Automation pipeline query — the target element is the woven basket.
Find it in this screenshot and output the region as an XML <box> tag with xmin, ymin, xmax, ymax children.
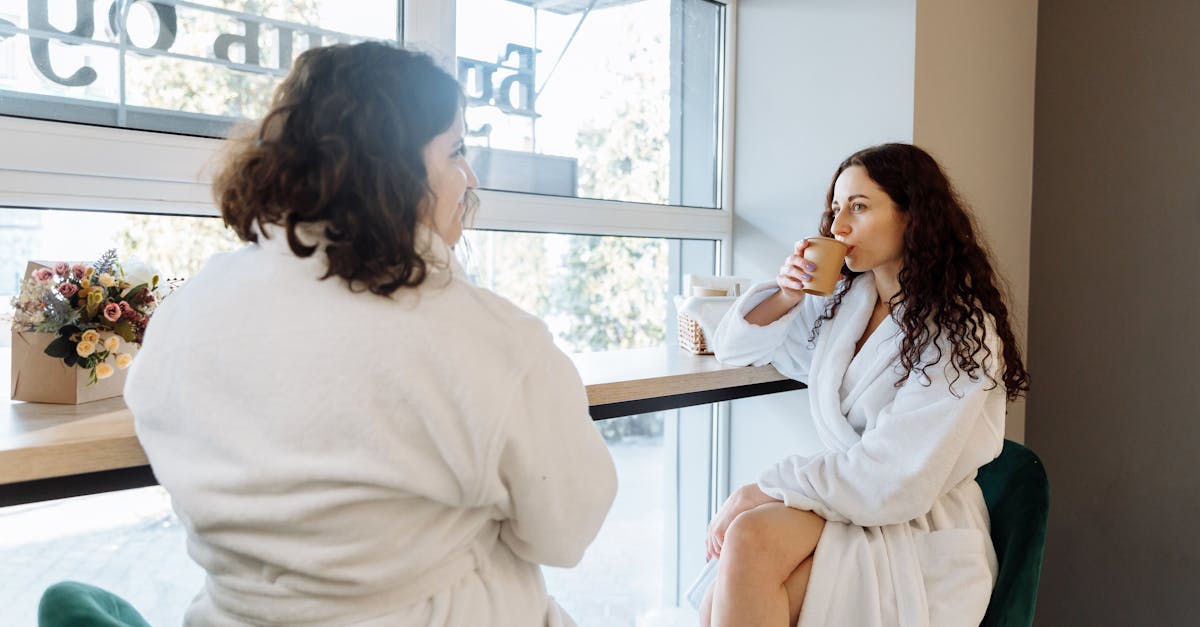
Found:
<box><xmin>677</xmin><ymin>312</ymin><xmax>710</xmax><ymax>355</ymax></box>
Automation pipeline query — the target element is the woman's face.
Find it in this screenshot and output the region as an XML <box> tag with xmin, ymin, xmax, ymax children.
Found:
<box><xmin>828</xmin><ymin>165</ymin><xmax>907</xmax><ymax>276</ymax></box>
<box><xmin>422</xmin><ymin>112</ymin><xmax>478</xmax><ymax>247</ymax></box>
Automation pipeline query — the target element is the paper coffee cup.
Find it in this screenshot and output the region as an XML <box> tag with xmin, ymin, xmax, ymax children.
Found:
<box><xmin>801</xmin><ymin>236</ymin><xmax>848</xmax><ymax>296</ymax></box>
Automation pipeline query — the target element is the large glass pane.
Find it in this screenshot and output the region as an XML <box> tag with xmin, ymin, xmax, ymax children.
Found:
<box><xmin>1</xmin><ymin>207</ymin><xmax>241</xmax><ymax>347</ymax></box>
<box><xmin>0</xmin><ymin>1</ymin><xmax>398</xmax><ymax>136</ymax></box>
<box><xmin>0</xmin><ymin>488</ymin><xmax>201</xmax><ymax>625</ymax></box>
<box><xmin>467</xmin><ymin>230</ymin><xmax>670</xmax><ymax>352</ymax></box>
<box><xmin>456</xmin><ymin>0</ymin><xmax>724</xmax><ymax>207</ymax></box>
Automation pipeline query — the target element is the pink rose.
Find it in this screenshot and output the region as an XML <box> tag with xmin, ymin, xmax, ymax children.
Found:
<box><xmin>58</xmin><ymin>283</ymin><xmax>79</xmax><ymax>298</ymax></box>
<box><xmin>32</xmin><ymin>268</ymin><xmax>53</xmax><ymax>281</ymax></box>
<box><xmin>119</xmin><ymin>301</ymin><xmax>134</xmax><ymax>316</ymax></box>
<box><xmin>71</xmin><ymin>264</ymin><xmax>86</xmax><ymax>280</ymax></box>
<box><xmin>54</xmin><ymin>262</ymin><xmax>69</xmax><ymax>276</ymax></box>
<box><xmin>102</xmin><ymin>302</ymin><xmax>122</xmax><ymax>322</ymax></box>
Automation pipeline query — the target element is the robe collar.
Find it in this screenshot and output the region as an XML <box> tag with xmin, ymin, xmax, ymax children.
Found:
<box><xmin>255</xmin><ymin>221</ymin><xmax>464</xmax><ymax>282</ymax></box>
<box><xmin>809</xmin><ymin>276</ymin><xmax>894</xmax><ymax>450</ymax></box>
<box><xmin>253</xmin><ymin>221</ymin><xmax>463</xmax><ymax>287</ymax></box>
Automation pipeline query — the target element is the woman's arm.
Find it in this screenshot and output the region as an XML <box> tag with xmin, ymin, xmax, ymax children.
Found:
<box><xmin>757</xmin><ymin>332</ymin><xmax>1006</xmax><ymax>527</ymax></box>
<box><xmin>494</xmin><ymin>343</ymin><xmax>617</xmax><ymax>568</ymax></box>
<box><xmin>744</xmin><ymin>239</ymin><xmax>813</xmax><ymax>327</ymax></box>
<box><xmin>743</xmin><ymin>289</ymin><xmax>804</xmax><ymax>327</ymax></box>
<box><xmin>711</xmin><ymin>241</ymin><xmax>830</xmax><ymax>380</ymax></box>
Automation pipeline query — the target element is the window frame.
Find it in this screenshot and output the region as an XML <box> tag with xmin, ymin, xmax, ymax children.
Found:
<box><xmin>0</xmin><ymin>0</ymin><xmax>737</xmax><ymax>269</ymax></box>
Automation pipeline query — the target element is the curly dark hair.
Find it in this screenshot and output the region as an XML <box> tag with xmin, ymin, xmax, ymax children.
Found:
<box><xmin>811</xmin><ymin>143</ymin><xmax>1030</xmax><ymax>401</ymax></box>
<box><xmin>214</xmin><ymin>41</ymin><xmax>475</xmax><ymax>296</ymax></box>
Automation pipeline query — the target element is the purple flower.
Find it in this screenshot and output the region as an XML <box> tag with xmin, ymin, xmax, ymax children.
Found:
<box><xmin>71</xmin><ymin>264</ymin><xmax>86</xmax><ymax>280</ymax></box>
<box><xmin>53</xmin><ymin>262</ymin><xmax>69</xmax><ymax>276</ymax></box>
<box><xmin>103</xmin><ymin>302</ymin><xmax>122</xmax><ymax>322</ymax></box>
<box><xmin>32</xmin><ymin>268</ymin><xmax>53</xmax><ymax>281</ymax></box>
<box><xmin>58</xmin><ymin>283</ymin><xmax>79</xmax><ymax>298</ymax></box>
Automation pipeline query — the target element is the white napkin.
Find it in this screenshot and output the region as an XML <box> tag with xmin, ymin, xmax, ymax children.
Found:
<box><xmin>675</xmin><ymin>294</ymin><xmax>738</xmax><ymax>342</ymax></box>
<box><xmin>685</xmin><ymin>558</ymin><xmax>720</xmax><ymax>609</ymax></box>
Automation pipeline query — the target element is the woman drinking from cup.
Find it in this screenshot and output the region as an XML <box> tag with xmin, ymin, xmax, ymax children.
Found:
<box><xmin>701</xmin><ymin>143</ymin><xmax>1030</xmax><ymax>627</ymax></box>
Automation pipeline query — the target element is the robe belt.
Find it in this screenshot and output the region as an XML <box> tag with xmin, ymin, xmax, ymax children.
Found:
<box><xmin>202</xmin><ymin>525</ymin><xmax>502</xmax><ymax>624</ymax></box>
<box><xmin>382</xmin><ymin>522</ymin><xmax>502</xmax><ymax>608</ymax></box>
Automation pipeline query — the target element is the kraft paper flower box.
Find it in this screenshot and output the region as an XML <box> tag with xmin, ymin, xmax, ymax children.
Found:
<box><xmin>10</xmin><ymin>330</ymin><xmax>138</xmax><ymax>404</ymax></box>
<box><xmin>9</xmin><ymin>254</ymin><xmax>157</xmax><ymax>405</ymax></box>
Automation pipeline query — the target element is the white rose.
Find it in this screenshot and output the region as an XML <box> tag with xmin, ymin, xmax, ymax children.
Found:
<box><xmin>121</xmin><ymin>261</ymin><xmax>163</xmax><ymax>297</ymax></box>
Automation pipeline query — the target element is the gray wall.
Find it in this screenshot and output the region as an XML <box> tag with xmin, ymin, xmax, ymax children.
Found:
<box><xmin>1027</xmin><ymin>1</ymin><xmax>1200</xmax><ymax>624</ymax></box>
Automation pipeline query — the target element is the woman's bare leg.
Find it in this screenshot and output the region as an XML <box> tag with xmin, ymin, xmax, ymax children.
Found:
<box><xmin>710</xmin><ymin>502</ymin><xmax>825</xmax><ymax>627</ymax></box>
<box><xmin>784</xmin><ymin>556</ymin><xmax>815</xmax><ymax>626</ymax></box>
<box><xmin>699</xmin><ymin>583</ymin><xmax>715</xmax><ymax>627</ymax></box>
<box><xmin>705</xmin><ymin>556</ymin><xmax>813</xmax><ymax>627</ymax></box>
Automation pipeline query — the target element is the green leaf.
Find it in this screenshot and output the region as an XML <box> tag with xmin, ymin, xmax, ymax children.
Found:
<box><xmin>64</xmin><ymin>352</ymin><xmax>79</xmax><ymax>367</ymax></box>
<box><xmin>113</xmin><ymin>320</ymin><xmax>136</xmax><ymax>342</ymax></box>
<box><xmin>58</xmin><ymin>324</ymin><xmax>81</xmax><ymax>338</ymax></box>
<box><xmin>125</xmin><ymin>284</ymin><xmax>147</xmax><ymax>303</ymax></box>
<box><xmin>43</xmin><ymin>336</ymin><xmax>74</xmax><ymax>359</ymax></box>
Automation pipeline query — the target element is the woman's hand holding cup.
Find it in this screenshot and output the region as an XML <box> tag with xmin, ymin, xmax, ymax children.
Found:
<box><xmin>746</xmin><ymin>239</ymin><xmax>822</xmax><ymax>327</ymax></box>
<box><xmin>777</xmin><ymin>239</ymin><xmax>816</xmax><ymax>303</ymax></box>
<box><xmin>748</xmin><ymin>237</ymin><xmax>845</xmax><ymax>327</ymax></box>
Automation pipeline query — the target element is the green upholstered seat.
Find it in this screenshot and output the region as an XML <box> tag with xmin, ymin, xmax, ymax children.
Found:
<box><xmin>976</xmin><ymin>439</ymin><xmax>1050</xmax><ymax>627</ymax></box>
<box><xmin>38</xmin><ymin>581</ymin><xmax>152</xmax><ymax>627</ymax></box>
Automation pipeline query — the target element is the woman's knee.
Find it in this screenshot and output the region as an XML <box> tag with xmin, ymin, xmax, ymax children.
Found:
<box><xmin>724</xmin><ymin>503</ymin><xmax>825</xmax><ymax>559</ymax></box>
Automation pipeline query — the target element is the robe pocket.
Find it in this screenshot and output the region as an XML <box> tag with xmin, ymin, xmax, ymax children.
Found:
<box><xmin>915</xmin><ymin>528</ymin><xmax>993</xmax><ymax>627</ymax></box>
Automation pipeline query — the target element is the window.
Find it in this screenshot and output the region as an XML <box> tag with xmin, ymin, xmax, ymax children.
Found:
<box><xmin>0</xmin><ymin>0</ymin><xmax>398</xmax><ymax>136</ymax></box>
<box><xmin>455</xmin><ymin>0</ymin><xmax>723</xmax><ymax>208</ymax></box>
<box><xmin>0</xmin><ymin>207</ymin><xmax>240</xmax><ymax>326</ymax></box>
<box><xmin>2</xmin><ymin>0</ymin><xmax>735</xmax><ymax>624</ymax></box>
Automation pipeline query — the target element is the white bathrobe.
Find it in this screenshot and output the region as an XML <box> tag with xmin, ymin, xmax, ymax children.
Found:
<box><xmin>125</xmin><ymin>224</ymin><xmax>617</xmax><ymax>627</ymax></box>
<box><xmin>712</xmin><ymin>277</ymin><xmax>1005</xmax><ymax>627</ymax></box>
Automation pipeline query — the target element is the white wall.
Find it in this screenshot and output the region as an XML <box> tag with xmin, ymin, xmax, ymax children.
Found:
<box><xmin>912</xmin><ymin>0</ymin><xmax>1038</xmax><ymax>442</ymax></box>
<box><xmin>728</xmin><ymin>0</ymin><xmax>916</xmax><ymax>488</ymax></box>
<box><xmin>727</xmin><ymin>0</ymin><xmax>1039</xmax><ymax>489</ymax></box>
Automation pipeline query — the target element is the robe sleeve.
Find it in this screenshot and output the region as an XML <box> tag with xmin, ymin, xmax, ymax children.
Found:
<box><xmin>495</xmin><ymin>343</ymin><xmax>617</xmax><ymax>568</ymax></box>
<box><xmin>711</xmin><ymin>281</ymin><xmax>826</xmax><ymax>383</ymax></box>
<box><xmin>757</xmin><ymin>331</ymin><xmax>1006</xmax><ymax>526</ymax></box>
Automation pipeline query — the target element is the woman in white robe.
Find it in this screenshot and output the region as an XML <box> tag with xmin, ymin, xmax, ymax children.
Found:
<box><xmin>701</xmin><ymin>143</ymin><xmax>1029</xmax><ymax>627</ymax></box>
<box><xmin>125</xmin><ymin>43</ymin><xmax>616</xmax><ymax>626</ymax></box>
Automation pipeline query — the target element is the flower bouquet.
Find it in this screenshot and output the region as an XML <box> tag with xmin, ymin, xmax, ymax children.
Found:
<box><xmin>9</xmin><ymin>250</ymin><xmax>159</xmax><ymax>404</ymax></box>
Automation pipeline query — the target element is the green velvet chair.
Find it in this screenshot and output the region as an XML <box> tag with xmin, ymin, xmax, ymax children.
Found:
<box><xmin>975</xmin><ymin>439</ymin><xmax>1050</xmax><ymax>627</ymax></box>
<box><xmin>38</xmin><ymin>581</ymin><xmax>152</xmax><ymax>627</ymax></box>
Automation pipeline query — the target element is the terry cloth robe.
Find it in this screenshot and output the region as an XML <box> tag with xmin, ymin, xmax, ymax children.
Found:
<box><xmin>125</xmin><ymin>224</ymin><xmax>617</xmax><ymax>627</ymax></box>
<box><xmin>711</xmin><ymin>277</ymin><xmax>1005</xmax><ymax>627</ymax></box>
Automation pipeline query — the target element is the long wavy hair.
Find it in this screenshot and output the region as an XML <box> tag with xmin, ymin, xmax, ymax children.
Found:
<box><xmin>811</xmin><ymin>143</ymin><xmax>1029</xmax><ymax>401</ymax></box>
<box><xmin>214</xmin><ymin>42</ymin><xmax>476</xmax><ymax>296</ymax></box>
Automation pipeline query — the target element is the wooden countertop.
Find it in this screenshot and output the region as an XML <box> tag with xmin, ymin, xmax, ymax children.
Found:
<box><xmin>3</xmin><ymin>346</ymin><xmax>796</xmax><ymax>486</ymax></box>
